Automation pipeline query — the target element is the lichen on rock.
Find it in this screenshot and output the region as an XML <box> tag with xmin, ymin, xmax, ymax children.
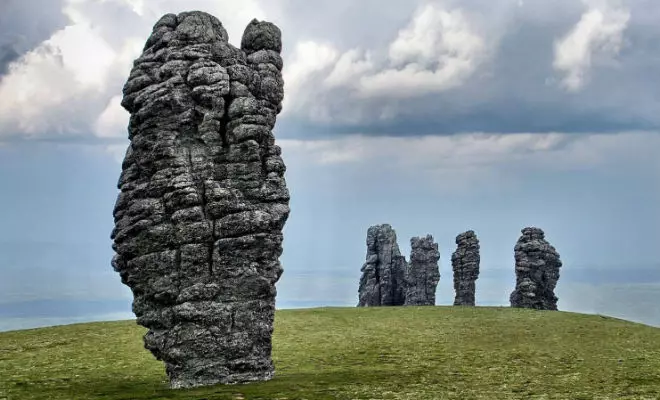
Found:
<box><xmin>110</xmin><ymin>11</ymin><xmax>289</xmax><ymax>389</ymax></box>
<box><xmin>509</xmin><ymin>227</ymin><xmax>562</xmax><ymax>310</ymax></box>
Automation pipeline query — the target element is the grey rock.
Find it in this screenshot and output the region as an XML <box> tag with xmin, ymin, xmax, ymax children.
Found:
<box><xmin>357</xmin><ymin>224</ymin><xmax>407</xmax><ymax>307</ymax></box>
<box><xmin>509</xmin><ymin>227</ymin><xmax>562</xmax><ymax>310</ymax></box>
<box><xmin>111</xmin><ymin>11</ymin><xmax>289</xmax><ymax>389</ymax></box>
<box><xmin>404</xmin><ymin>235</ymin><xmax>440</xmax><ymax>306</ymax></box>
<box><xmin>451</xmin><ymin>230</ymin><xmax>480</xmax><ymax>306</ymax></box>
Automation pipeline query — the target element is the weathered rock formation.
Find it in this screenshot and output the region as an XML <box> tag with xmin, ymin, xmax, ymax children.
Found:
<box><xmin>509</xmin><ymin>227</ymin><xmax>562</xmax><ymax>310</ymax></box>
<box><xmin>403</xmin><ymin>235</ymin><xmax>440</xmax><ymax>306</ymax></box>
<box><xmin>357</xmin><ymin>224</ymin><xmax>407</xmax><ymax>307</ymax></box>
<box><xmin>451</xmin><ymin>230</ymin><xmax>480</xmax><ymax>306</ymax></box>
<box><xmin>110</xmin><ymin>12</ymin><xmax>289</xmax><ymax>389</ymax></box>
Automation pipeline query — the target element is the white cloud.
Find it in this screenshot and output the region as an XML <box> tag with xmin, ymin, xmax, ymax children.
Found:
<box><xmin>52</xmin><ymin>24</ymin><xmax>116</xmax><ymax>89</ymax></box>
<box><xmin>0</xmin><ymin>0</ymin><xmax>138</xmax><ymax>137</ymax></box>
<box><xmin>0</xmin><ymin>0</ymin><xmax>650</xmax><ymax>144</ymax></box>
<box><xmin>0</xmin><ymin>43</ymin><xmax>82</xmax><ymax>135</ymax></box>
<box><xmin>282</xmin><ymin>132</ymin><xmax>570</xmax><ymax>168</ymax></box>
<box><xmin>281</xmin><ymin>41</ymin><xmax>339</xmax><ymax>115</ymax></box>
<box><xmin>0</xmin><ymin>0</ymin><xmax>268</xmax><ymax>140</ymax></box>
<box><xmin>134</xmin><ymin>0</ymin><xmax>267</xmax><ymax>46</ymax></box>
<box><xmin>95</xmin><ymin>95</ymin><xmax>128</xmax><ymax>138</ymax></box>
<box><xmin>358</xmin><ymin>4</ymin><xmax>485</xmax><ymax>98</ymax></box>
<box><xmin>324</xmin><ymin>49</ymin><xmax>374</xmax><ymax>89</ymax></box>
<box><xmin>279</xmin><ymin>131</ymin><xmax>660</xmax><ymax>192</ymax></box>
<box><xmin>280</xmin><ymin>2</ymin><xmax>488</xmax><ymax>122</ymax></box>
<box><xmin>553</xmin><ymin>0</ymin><xmax>630</xmax><ymax>91</ymax></box>
<box><xmin>116</xmin><ymin>0</ymin><xmax>146</xmax><ymax>16</ymax></box>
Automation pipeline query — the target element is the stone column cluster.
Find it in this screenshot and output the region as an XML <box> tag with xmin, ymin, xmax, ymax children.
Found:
<box><xmin>357</xmin><ymin>225</ymin><xmax>563</xmax><ymax>311</ymax></box>
<box><xmin>357</xmin><ymin>225</ymin><xmax>441</xmax><ymax>307</ymax></box>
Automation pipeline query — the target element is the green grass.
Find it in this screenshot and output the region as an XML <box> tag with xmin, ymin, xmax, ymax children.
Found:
<box><xmin>1</xmin><ymin>307</ymin><xmax>659</xmax><ymax>400</ymax></box>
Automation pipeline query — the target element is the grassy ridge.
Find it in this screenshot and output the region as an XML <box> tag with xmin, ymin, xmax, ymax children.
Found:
<box><xmin>0</xmin><ymin>306</ymin><xmax>659</xmax><ymax>399</ymax></box>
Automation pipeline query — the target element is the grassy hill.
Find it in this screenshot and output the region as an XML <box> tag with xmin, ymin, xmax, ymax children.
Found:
<box><xmin>0</xmin><ymin>306</ymin><xmax>659</xmax><ymax>400</ymax></box>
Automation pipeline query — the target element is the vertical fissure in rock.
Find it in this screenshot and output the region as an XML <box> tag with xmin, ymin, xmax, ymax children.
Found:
<box><xmin>374</xmin><ymin>266</ymin><xmax>381</xmax><ymax>306</ymax></box>
<box><xmin>219</xmin><ymin>97</ymin><xmax>230</xmax><ymax>148</ymax></box>
<box><xmin>174</xmin><ymin>248</ymin><xmax>183</xmax><ymax>301</ymax></box>
<box><xmin>260</xmin><ymin>142</ymin><xmax>269</xmax><ymax>178</ymax></box>
<box><xmin>228</xmin><ymin>309</ymin><xmax>235</xmax><ymax>333</ymax></box>
<box><xmin>207</xmin><ymin>220</ymin><xmax>215</xmax><ymax>278</ymax></box>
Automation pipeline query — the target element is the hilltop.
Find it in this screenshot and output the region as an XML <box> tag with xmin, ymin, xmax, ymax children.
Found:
<box><xmin>1</xmin><ymin>306</ymin><xmax>659</xmax><ymax>399</ymax></box>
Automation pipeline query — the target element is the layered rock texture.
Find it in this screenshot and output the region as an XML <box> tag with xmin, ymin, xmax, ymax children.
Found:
<box><xmin>357</xmin><ymin>224</ymin><xmax>407</xmax><ymax>307</ymax></box>
<box><xmin>451</xmin><ymin>231</ymin><xmax>480</xmax><ymax>306</ymax></box>
<box><xmin>403</xmin><ymin>235</ymin><xmax>440</xmax><ymax>306</ymax></box>
<box><xmin>509</xmin><ymin>227</ymin><xmax>562</xmax><ymax>310</ymax></box>
<box><xmin>110</xmin><ymin>12</ymin><xmax>289</xmax><ymax>389</ymax></box>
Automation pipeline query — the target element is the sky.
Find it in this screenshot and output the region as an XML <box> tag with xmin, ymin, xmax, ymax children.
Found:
<box><xmin>0</xmin><ymin>0</ymin><xmax>659</xmax><ymax>332</ymax></box>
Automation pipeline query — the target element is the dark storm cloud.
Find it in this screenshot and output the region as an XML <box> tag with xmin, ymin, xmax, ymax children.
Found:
<box><xmin>275</xmin><ymin>0</ymin><xmax>660</xmax><ymax>138</ymax></box>
<box><xmin>0</xmin><ymin>41</ymin><xmax>20</xmax><ymax>76</ymax></box>
<box><xmin>2</xmin><ymin>0</ymin><xmax>658</xmax><ymax>140</ymax></box>
<box><xmin>0</xmin><ymin>0</ymin><xmax>68</xmax><ymax>77</ymax></box>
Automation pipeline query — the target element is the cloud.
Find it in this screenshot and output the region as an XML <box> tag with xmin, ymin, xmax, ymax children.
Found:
<box><xmin>95</xmin><ymin>95</ymin><xmax>128</xmax><ymax>139</ymax></box>
<box><xmin>281</xmin><ymin>130</ymin><xmax>657</xmax><ymax>169</ymax></box>
<box><xmin>0</xmin><ymin>0</ymin><xmax>69</xmax><ymax>78</ymax></box>
<box><xmin>358</xmin><ymin>3</ymin><xmax>486</xmax><ymax>98</ymax></box>
<box><xmin>273</xmin><ymin>0</ymin><xmax>660</xmax><ymax>136</ymax></box>
<box><xmin>324</xmin><ymin>49</ymin><xmax>374</xmax><ymax>89</ymax></box>
<box><xmin>279</xmin><ymin>130</ymin><xmax>660</xmax><ymax>193</ymax></box>
<box><xmin>0</xmin><ymin>1</ymin><xmax>142</xmax><ymax>138</ymax></box>
<box><xmin>553</xmin><ymin>0</ymin><xmax>630</xmax><ymax>91</ymax></box>
<box><xmin>281</xmin><ymin>41</ymin><xmax>340</xmax><ymax>118</ymax></box>
<box><xmin>282</xmin><ymin>2</ymin><xmax>488</xmax><ymax>120</ymax></box>
<box><xmin>0</xmin><ymin>0</ymin><xmax>266</xmax><ymax>142</ymax></box>
<box><xmin>1</xmin><ymin>0</ymin><xmax>659</xmax><ymax>143</ymax></box>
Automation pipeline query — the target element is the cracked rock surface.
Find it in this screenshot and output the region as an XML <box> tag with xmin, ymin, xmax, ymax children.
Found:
<box><xmin>357</xmin><ymin>224</ymin><xmax>407</xmax><ymax>307</ymax></box>
<box><xmin>509</xmin><ymin>227</ymin><xmax>562</xmax><ymax>310</ymax></box>
<box><xmin>110</xmin><ymin>11</ymin><xmax>289</xmax><ymax>389</ymax></box>
<box><xmin>451</xmin><ymin>231</ymin><xmax>480</xmax><ymax>306</ymax></box>
<box><xmin>404</xmin><ymin>235</ymin><xmax>440</xmax><ymax>306</ymax></box>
